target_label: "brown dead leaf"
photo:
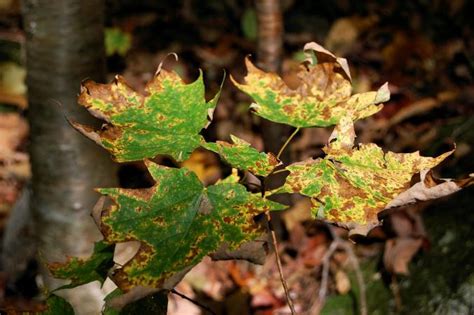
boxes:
[334,269,351,294]
[0,113,28,159]
[281,198,312,232]
[325,16,379,56]
[181,150,221,185]
[386,170,474,209]
[384,238,423,275]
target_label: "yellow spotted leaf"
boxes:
[231,42,389,128]
[73,69,221,162]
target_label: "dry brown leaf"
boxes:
[384,238,423,275]
[334,269,351,294]
[386,170,474,209]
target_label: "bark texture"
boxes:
[22,0,116,312]
[255,0,290,159]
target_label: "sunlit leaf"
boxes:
[203,135,280,176]
[97,161,285,290]
[73,70,221,162]
[272,118,457,233]
[231,43,389,128]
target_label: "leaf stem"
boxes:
[265,211,296,315]
[276,127,300,160]
[171,289,216,315]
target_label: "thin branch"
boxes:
[307,240,338,314]
[171,289,216,315]
[308,226,367,315]
[277,127,300,160]
[391,274,402,312]
[266,211,296,315]
[270,168,289,176]
[318,241,339,302]
[340,241,367,315]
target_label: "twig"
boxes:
[266,211,296,315]
[277,127,300,160]
[270,168,289,176]
[391,274,402,312]
[309,226,367,315]
[307,240,338,314]
[318,241,339,303]
[340,241,367,315]
[171,289,216,315]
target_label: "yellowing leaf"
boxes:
[231,42,389,128]
[73,70,221,162]
[203,135,280,176]
[272,117,455,231]
[96,161,285,291]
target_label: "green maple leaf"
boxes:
[48,241,115,290]
[231,42,389,128]
[105,27,132,56]
[40,295,74,315]
[203,135,280,176]
[97,161,285,291]
[73,69,221,162]
[272,118,455,232]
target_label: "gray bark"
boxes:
[21,0,117,312]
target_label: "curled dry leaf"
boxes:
[203,134,280,177]
[72,69,222,162]
[385,170,474,209]
[231,42,389,128]
[384,238,423,275]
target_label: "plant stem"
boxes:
[277,127,300,160]
[171,289,216,315]
[266,211,296,315]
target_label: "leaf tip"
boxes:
[374,82,390,104]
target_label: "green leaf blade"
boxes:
[48,241,115,290]
[75,70,219,162]
[41,295,75,315]
[273,144,454,230]
[232,45,390,128]
[97,161,285,291]
[203,135,280,176]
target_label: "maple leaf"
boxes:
[231,42,389,128]
[96,161,285,291]
[72,69,221,162]
[48,241,114,290]
[203,135,280,176]
[271,118,473,234]
[40,295,74,315]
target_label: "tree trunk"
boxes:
[21,0,117,312]
[255,0,288,237]
[255,0,290,160]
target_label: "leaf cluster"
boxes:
[49,42,473,310]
